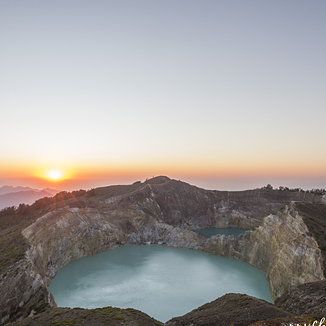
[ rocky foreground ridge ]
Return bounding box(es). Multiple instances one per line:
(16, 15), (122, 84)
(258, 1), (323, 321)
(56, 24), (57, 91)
(1, 176), (326, 325)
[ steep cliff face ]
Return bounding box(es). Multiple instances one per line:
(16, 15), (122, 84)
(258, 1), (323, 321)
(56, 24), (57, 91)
(20, 197), (324, 309)
(294, 202), (326, 275)
(203, 202), (324, 300)
(1, 177), (325, 325)
(0, 225), (55, 325)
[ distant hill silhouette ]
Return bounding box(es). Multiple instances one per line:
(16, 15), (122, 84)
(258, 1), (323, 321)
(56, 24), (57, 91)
(0, 186), (35, 195)
(0, 186), (61, 210)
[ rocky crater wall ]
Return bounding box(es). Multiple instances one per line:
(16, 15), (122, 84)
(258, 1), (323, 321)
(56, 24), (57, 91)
(1, 177), (325, 325)
(203, 202), (324, 299)
(20, 201), (324, 307)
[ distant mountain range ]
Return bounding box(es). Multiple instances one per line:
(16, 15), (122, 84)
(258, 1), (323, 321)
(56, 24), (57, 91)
(0, 186), (61, 210)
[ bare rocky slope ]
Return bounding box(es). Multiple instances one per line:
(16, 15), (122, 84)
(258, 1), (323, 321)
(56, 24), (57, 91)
(1, 176), (326, 325)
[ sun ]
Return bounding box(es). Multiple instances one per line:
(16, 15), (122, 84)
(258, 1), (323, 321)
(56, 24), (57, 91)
(47, 170), (63, 181)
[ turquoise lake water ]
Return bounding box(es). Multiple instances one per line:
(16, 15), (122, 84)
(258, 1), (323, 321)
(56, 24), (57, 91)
(193, 227), (251, 237)
(49, 245), (271, 322)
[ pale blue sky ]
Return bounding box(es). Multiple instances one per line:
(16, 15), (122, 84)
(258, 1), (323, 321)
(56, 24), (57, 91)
(1, 1), (326, 190)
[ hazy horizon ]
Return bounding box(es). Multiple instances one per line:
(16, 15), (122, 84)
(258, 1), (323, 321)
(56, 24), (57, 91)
(1, 174), (325, 193)
(1, 1), (326, 192)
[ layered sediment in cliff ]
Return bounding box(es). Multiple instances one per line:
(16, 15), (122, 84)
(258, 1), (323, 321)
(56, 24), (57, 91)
(20, 199), (324, 307)
(1, 177), (325, 325)
(202, 202), (324, 300)
(0, 227), (55, 325)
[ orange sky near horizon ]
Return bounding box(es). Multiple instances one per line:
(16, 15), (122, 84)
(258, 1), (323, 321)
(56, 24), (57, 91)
(1, 156), (325, 179)
(1, 1), (326, 192)
(1, 156), (326, 192)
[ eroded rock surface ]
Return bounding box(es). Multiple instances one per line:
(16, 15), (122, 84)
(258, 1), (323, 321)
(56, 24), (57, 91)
(203, 202), (324, 300)
(6, 306), (163, 326)
(164, 293), (294, 326)
(274, 280), (326, 316)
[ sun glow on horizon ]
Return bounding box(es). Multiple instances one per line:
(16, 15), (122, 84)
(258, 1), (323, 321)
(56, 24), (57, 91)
(47, 170), (63, 181)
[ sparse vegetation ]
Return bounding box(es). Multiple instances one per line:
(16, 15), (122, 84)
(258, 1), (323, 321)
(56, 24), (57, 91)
(0, 190), (89, 230)
(1, 179), (326, 326)
(4, 306), (163, 326)
(262, 184), (326, 195)
(49, 319), (75, 326)
(53, 312), (62, 317)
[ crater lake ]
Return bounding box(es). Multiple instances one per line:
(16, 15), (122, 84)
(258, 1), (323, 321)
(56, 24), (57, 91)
(49, 245), (271, 322)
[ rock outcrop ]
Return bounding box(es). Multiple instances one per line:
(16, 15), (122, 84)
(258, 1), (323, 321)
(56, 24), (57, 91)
(1, 176), (326, 325)
(6, 306), (163, 326)
(203, 202), (324, 300)
(274, 280), (326, 316)
(164, 293), (294, 326)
